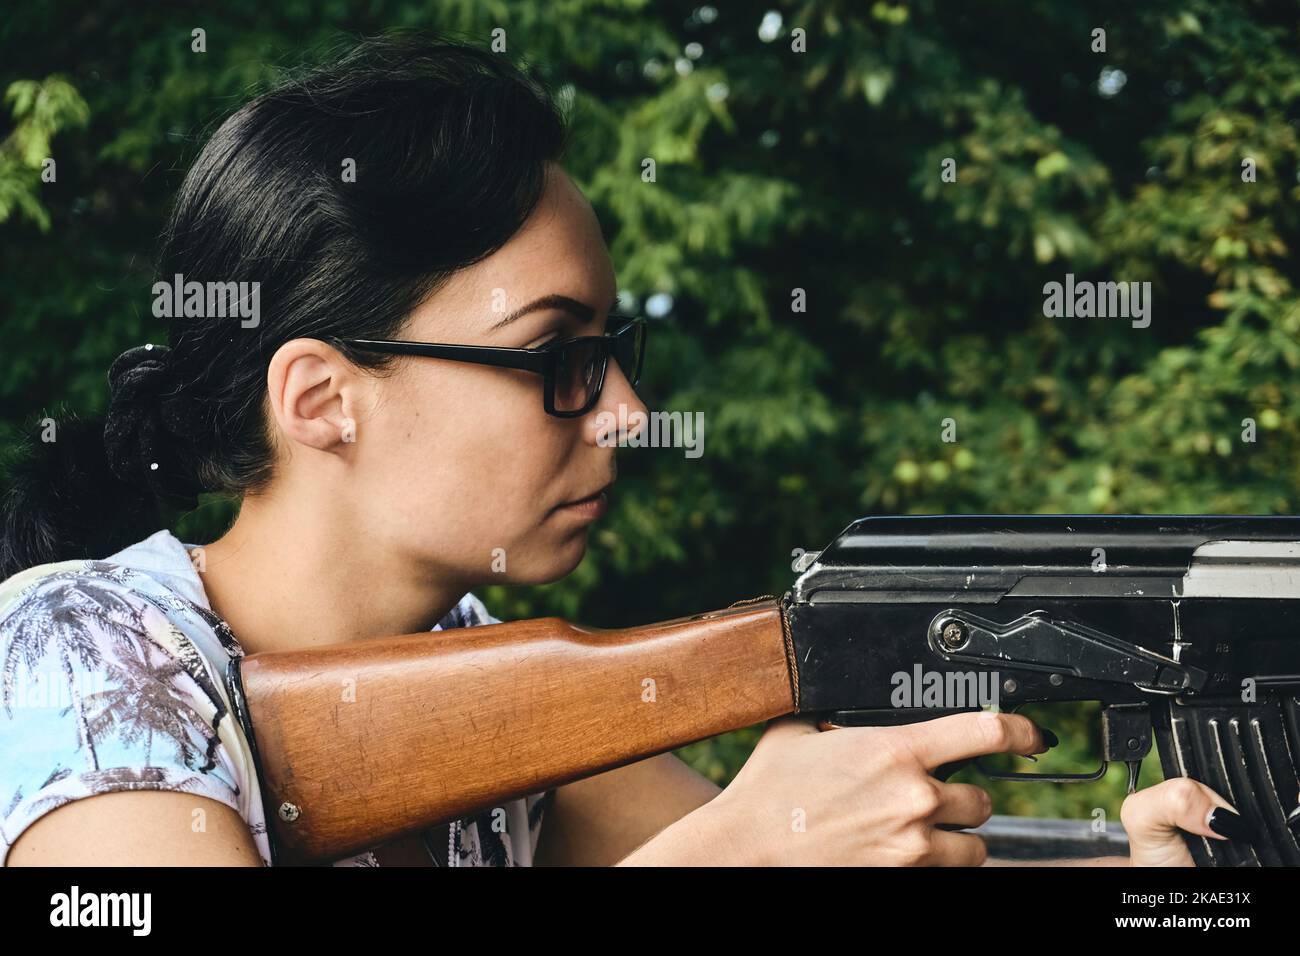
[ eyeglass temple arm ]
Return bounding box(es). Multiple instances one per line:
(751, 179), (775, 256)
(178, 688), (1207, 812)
(342, 339), (551, 373)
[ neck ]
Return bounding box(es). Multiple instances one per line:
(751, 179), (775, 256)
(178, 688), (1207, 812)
(198, 488), (469, 657)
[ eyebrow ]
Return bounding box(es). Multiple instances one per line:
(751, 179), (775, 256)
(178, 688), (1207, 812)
(488, 293), (622, 331)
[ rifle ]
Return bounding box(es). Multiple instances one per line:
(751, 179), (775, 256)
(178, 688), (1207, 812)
(230, 515), (1300, 866)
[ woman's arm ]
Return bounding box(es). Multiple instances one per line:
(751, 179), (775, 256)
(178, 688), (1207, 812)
(8, 791), (263, 866)
(541, 713), (1049, 866)
(535, 735), (1239, 867)
(533, 752), (721, 866)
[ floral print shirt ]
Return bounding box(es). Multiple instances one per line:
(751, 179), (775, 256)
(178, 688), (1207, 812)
(0, 529), (549, 866)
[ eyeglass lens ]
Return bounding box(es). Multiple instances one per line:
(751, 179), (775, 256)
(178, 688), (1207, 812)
(551, 323), (643, 414)
(552, 337), (605, 413)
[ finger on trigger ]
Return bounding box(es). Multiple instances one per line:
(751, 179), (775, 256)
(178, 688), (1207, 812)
(913, 710), (1046, 770)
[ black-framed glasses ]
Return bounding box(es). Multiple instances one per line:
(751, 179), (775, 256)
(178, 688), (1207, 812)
(335, 317), (646, 418)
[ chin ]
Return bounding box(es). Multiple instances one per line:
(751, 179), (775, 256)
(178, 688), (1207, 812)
(545, 533), (589, 581)
(501, 532), (589, 585)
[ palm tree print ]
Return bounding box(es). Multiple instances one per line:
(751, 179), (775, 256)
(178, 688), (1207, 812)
(81, 628), (223, 773)
(0, 559), (263, 863)
(79, 765), (209, 794)
(2, 567), (232, 776)
(187, 602), (244, 659)
(123, 592), (238, 749)
(115, 612), (230, 772)
(28, 767), (211, 814)
(1, 576), (148, 769)
(469, 806), (510, 867)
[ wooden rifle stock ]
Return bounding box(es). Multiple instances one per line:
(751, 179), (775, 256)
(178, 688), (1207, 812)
(235, 600), (796, 864)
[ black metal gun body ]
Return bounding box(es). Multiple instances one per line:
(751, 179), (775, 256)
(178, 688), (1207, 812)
(785, 515), (1300, 866)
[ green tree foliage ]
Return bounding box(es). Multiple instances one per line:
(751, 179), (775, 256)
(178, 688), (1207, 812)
(0, 77), (88, 231)
(3, 0), (1298, 824)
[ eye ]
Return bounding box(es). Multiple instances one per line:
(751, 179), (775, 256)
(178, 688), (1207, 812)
(526, 317), (578, 349)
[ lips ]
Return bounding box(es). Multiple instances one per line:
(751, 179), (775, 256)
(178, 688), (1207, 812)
(560, 482), (611, 509)
(553, 479), (614, 522)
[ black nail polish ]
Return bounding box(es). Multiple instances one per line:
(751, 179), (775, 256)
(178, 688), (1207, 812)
(1207, 808), (1253, 842)
(1287, 805), (1300, 838)
(1040, 727), (1059, 749)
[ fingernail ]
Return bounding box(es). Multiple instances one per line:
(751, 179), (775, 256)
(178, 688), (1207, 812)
(1040, 727), (1059, 749)
(1287, 805), (1300, 837)
(1206, 807), (1253, 842)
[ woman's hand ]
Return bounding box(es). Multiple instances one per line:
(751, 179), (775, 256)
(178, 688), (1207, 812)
(1120, 777), (1246, 866)
(672, 711), (1048, 866)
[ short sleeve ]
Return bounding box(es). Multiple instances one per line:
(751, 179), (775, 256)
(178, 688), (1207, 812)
(0, 572), (252, 865)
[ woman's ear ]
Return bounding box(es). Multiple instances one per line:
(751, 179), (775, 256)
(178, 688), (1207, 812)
(266, 338), (368, 452)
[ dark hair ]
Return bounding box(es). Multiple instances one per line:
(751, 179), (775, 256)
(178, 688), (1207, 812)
(0, 31), (567, 580)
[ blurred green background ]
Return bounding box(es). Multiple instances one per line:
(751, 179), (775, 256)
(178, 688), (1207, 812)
(3, 0), (1298, 829)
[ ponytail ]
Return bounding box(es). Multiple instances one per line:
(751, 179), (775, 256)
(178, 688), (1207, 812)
(0, 341), (217, 580)
(0, 411), (167, 580)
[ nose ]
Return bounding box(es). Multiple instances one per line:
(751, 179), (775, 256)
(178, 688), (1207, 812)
(583, 357), (648, 447)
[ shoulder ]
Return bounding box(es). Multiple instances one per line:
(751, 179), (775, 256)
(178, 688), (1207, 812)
(0, 562), (166, 673)
(0, 560), (269, 866)
(0, 561), (214, 697)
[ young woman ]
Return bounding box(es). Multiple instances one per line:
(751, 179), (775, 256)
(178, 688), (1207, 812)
(0, 33), (1244, 867)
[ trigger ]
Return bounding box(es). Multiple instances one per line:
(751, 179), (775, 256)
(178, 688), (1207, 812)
(1125, 761), (1140, 795)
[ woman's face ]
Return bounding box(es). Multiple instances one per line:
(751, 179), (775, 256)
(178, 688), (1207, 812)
(344, 164), (648, 586)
